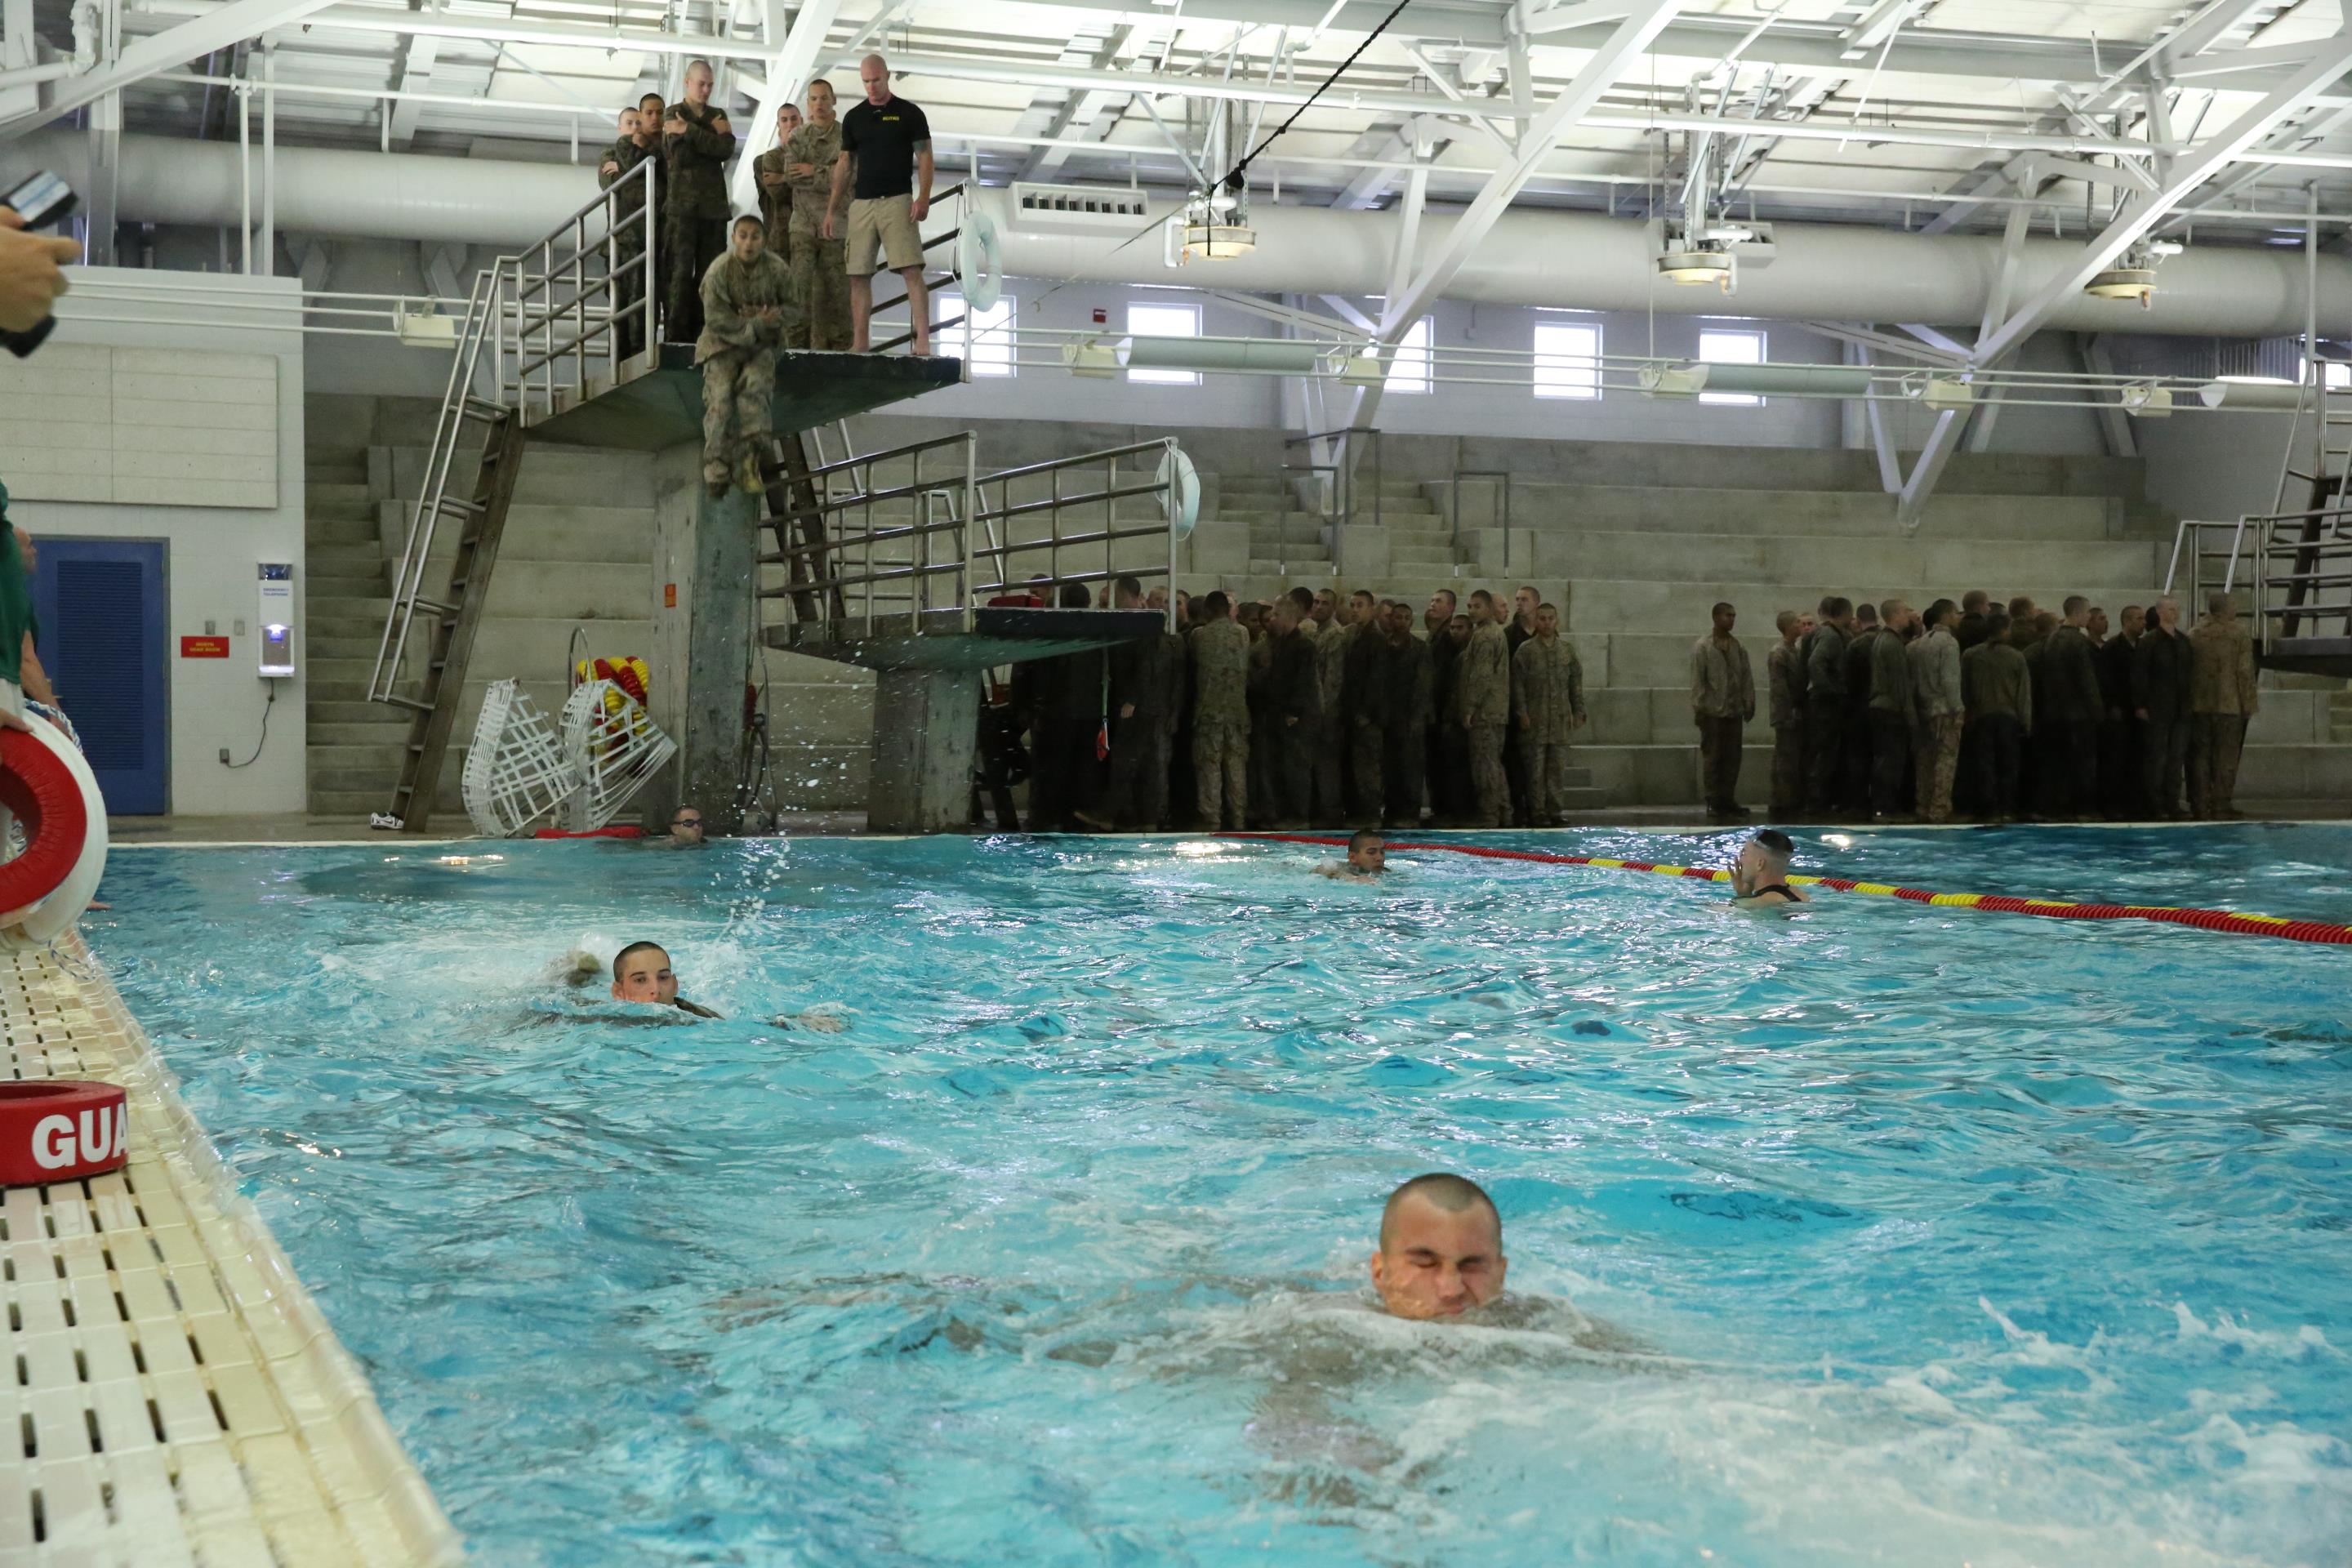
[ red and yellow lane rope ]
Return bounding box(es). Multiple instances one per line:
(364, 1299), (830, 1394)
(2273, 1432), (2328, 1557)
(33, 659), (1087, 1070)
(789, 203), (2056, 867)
(1227, 834), (2352, 949)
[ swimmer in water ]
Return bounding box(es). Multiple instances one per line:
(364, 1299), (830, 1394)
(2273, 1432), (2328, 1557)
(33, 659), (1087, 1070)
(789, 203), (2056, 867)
(1370, 1172), (1505, 1320)
(1315, 827), (1388, 880)
(1728, 827), (1808, 906)
(611, 940), (724, 1017)
(599, 940), (849, 1030)
(666, 807), (706, 847)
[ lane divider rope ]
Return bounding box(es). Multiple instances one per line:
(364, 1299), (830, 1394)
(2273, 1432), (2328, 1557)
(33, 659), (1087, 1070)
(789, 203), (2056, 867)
(1226, 834), (2352, 949)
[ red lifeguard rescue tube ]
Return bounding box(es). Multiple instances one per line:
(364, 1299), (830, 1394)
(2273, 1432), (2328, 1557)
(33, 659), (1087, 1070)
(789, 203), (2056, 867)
(0, 724), (90, 920)
(0, 1080), (128, 1186)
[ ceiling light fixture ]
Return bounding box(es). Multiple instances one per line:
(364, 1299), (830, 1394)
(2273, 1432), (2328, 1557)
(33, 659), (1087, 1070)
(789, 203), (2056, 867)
(1167, 176), (1255, 265)
(2085, 239), (2180, 308)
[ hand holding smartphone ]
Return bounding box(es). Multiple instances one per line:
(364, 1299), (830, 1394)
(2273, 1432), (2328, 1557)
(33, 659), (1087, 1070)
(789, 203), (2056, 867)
(0, 170), (81, 353)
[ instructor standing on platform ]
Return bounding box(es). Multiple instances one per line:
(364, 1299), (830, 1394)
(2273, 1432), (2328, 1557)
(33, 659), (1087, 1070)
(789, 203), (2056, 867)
(662, 60), (737, 346)
(825, 54), (933, 356)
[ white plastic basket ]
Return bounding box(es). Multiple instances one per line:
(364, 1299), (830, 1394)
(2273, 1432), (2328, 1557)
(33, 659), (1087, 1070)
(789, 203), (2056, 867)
(559, 679), (678, 832)
(461, 679), (577, 837)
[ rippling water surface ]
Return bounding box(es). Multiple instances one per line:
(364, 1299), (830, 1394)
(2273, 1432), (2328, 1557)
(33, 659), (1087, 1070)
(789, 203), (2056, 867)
(91, 826), (2352, 1567)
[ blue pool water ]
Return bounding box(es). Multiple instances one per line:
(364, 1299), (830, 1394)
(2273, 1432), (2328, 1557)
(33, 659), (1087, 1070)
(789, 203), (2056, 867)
(94, 826), (2352, 1567)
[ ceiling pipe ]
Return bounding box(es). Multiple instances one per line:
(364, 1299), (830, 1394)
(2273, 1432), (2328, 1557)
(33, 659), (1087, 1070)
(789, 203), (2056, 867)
(17, 127), (2352, 338)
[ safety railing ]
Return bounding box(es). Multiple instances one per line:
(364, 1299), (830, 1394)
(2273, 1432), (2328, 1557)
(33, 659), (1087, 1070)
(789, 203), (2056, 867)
(968, 439), (1184, 604)
(764, 433), (982, 632)
(368, 266), (502, 705)
(1281, 425), (1384, 579)
(1446, 466), (1513, 574)
(492, 158), (657, 426)
(2250, 506), (2352, 648)
(2167, 511), (2352, 658)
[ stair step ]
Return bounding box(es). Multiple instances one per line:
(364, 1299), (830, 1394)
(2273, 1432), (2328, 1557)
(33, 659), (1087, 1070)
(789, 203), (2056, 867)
(309, 482), (373, 505)
(307, 518), (379, 546)
(308, 721), (418, 746)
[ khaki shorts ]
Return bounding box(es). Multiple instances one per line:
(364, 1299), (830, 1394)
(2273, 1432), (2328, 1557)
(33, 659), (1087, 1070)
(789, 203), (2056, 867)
(846, 194), (924, 276)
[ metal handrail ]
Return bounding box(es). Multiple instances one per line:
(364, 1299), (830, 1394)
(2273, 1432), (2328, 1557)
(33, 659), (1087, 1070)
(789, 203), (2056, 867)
(969, 439), (1180, 615)
(765, 433), (980, 632)
(369, 267), (501, 703)
(1282, 424), (1383, 578)
(1446, 466), (1513, 573)
(494, 157), (657, 424)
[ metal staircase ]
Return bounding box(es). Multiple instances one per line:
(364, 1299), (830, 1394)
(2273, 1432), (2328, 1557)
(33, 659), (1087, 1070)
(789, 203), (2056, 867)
(2252, 381), (2352, 675)
(368, 270), (528, 830)
(2168, 380), (2352, 679)
(366, 163), (660, 829)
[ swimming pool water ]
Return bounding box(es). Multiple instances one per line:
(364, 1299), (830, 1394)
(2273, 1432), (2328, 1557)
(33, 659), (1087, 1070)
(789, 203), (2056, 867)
(94, 826), (2352, 1567)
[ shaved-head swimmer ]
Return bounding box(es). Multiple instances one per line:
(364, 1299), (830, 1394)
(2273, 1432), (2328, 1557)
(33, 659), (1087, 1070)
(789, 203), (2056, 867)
(1317, 827), (1388, 879)
(1370, 1173), (1508, 1320)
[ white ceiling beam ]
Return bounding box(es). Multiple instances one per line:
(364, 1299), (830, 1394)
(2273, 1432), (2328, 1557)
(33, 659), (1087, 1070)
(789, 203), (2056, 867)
(122, 0), (2326, 96)
(382, 27), (438, 150)
(727, 0), (840, 216)
(1379, 0), (1690, 337)
(1977, 32), (2352, 368)
(2, 0), (345, 135)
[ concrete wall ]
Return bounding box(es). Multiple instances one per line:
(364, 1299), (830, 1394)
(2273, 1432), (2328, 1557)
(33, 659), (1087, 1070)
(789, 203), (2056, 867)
(3, 270), (308, 815)
(2139, 407), (2304, 520)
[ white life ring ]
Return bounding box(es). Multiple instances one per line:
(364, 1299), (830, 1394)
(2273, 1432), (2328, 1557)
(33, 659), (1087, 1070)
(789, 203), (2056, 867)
(0, 708), (109, 949)
(1156, 446), (1200, 542)
(956, 207), (1004, 314)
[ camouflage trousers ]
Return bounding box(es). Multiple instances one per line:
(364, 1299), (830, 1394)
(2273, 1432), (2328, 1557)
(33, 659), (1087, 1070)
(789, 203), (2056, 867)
(1770, 722), (1806, 814)
(1525, 738), (1574, 826)
(612, 235), (648, 361)
(784, 233), (853, 351)
(1911, 712), (1962, 822)
(1466, 722), (1508, 827)
(702, 350), (778, 488)
(2188, 712), (2247, 817)
(1192, 716), (1249, 830)
(662, 212), (727, 343)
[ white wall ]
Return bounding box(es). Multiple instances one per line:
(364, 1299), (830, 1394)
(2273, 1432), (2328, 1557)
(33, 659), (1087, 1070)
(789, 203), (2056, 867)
(1, 270), (308, 815)
(2140, 408), (2303, 520)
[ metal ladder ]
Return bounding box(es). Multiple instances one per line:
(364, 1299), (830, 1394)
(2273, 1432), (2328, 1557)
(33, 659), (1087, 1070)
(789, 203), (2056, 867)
(367, 268), (528, 829)
(2222, 377), (2352, 670)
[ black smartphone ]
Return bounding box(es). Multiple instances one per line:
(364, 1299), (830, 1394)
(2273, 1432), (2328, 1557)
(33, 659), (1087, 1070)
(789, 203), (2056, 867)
(2, 169), (77, 229)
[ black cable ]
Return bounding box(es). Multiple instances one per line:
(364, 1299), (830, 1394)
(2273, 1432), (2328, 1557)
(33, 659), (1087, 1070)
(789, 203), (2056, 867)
(1229, 0), (1416, 185)
(225, 684), (274, 768)
(1080, 1), (1419, 267)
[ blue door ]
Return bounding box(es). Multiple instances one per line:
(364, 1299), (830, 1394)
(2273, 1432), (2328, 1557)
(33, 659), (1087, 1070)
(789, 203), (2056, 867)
(29, 539), (169, 815)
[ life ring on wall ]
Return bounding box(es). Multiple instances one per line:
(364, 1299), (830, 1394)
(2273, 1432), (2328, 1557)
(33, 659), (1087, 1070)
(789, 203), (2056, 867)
(0, 1080), (129, 1187)
(0, 711), (109, 948)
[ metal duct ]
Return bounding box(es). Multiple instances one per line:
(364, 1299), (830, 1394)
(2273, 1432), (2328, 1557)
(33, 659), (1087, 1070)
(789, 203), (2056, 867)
(1123, 335), (1321, 372)
(18, 128), (2352, 339)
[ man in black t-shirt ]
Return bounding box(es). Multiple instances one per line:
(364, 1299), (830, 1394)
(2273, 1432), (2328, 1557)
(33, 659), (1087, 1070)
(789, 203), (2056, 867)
(822, 53), (934, 354)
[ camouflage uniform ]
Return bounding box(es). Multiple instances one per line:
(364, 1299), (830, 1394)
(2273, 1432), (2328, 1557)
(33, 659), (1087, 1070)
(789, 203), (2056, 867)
(781, 120), (850, 350)
(1188, 617), (1251, 829)
(1690, 632), (1756, 816)
(1512, 634), (1586, 826)
(1341, 626), (1389, 826)
(599, 135), (658, 359)
(695, 250), (792, 489)
(1380, 631), (1433, 830)
(2187, 612), (2258, 817)
(751, 146), (794, 264)
(1906, 624), (1963, 822)
(1766, 638), (1806, 816)
(1312, 621), (1356, 823)
(1458, 622), (1512, 827)
(662, 101), (737, 345)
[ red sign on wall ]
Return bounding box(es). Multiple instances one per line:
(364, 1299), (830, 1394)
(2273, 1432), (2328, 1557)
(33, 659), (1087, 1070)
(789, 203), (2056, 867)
(180, 635), (230, 658)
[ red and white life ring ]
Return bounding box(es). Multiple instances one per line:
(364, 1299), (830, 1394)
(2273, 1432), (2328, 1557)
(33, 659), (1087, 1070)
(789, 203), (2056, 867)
(0, 1080), (129, 1186)
(0, 710), (109, 947)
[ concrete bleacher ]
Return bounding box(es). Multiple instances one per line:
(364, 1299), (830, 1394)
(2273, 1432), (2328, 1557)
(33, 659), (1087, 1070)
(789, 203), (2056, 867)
(305, 394), (656, 818)
(298, 399), (2350, 820)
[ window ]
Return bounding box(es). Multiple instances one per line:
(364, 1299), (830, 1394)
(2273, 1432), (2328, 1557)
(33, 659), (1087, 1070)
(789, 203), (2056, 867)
(2304, 357), (2352, 391)
(1698, 327), (1766, 406)
(948, 292), (1016, 377)
(1387, 316), (1433, 394)
(1127, 301), (1201, 385)
(1533, 316), (1602, 399)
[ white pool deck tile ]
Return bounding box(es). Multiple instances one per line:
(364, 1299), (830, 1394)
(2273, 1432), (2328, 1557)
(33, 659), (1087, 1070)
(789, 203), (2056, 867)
(0, 940), (462, 1568)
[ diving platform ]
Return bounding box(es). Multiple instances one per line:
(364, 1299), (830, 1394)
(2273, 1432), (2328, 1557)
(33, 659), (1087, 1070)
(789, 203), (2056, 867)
(524, 345), (962, 450)
(765, 605), (1166, 670)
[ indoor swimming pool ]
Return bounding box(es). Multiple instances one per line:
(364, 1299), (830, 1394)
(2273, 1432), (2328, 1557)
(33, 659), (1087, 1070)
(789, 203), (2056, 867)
(92, 827), (2352, 1567)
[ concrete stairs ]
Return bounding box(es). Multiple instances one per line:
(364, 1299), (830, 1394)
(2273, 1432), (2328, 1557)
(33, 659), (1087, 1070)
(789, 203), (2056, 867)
(1179, 443), (2221, 810)
(302, 444), (412, 821)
